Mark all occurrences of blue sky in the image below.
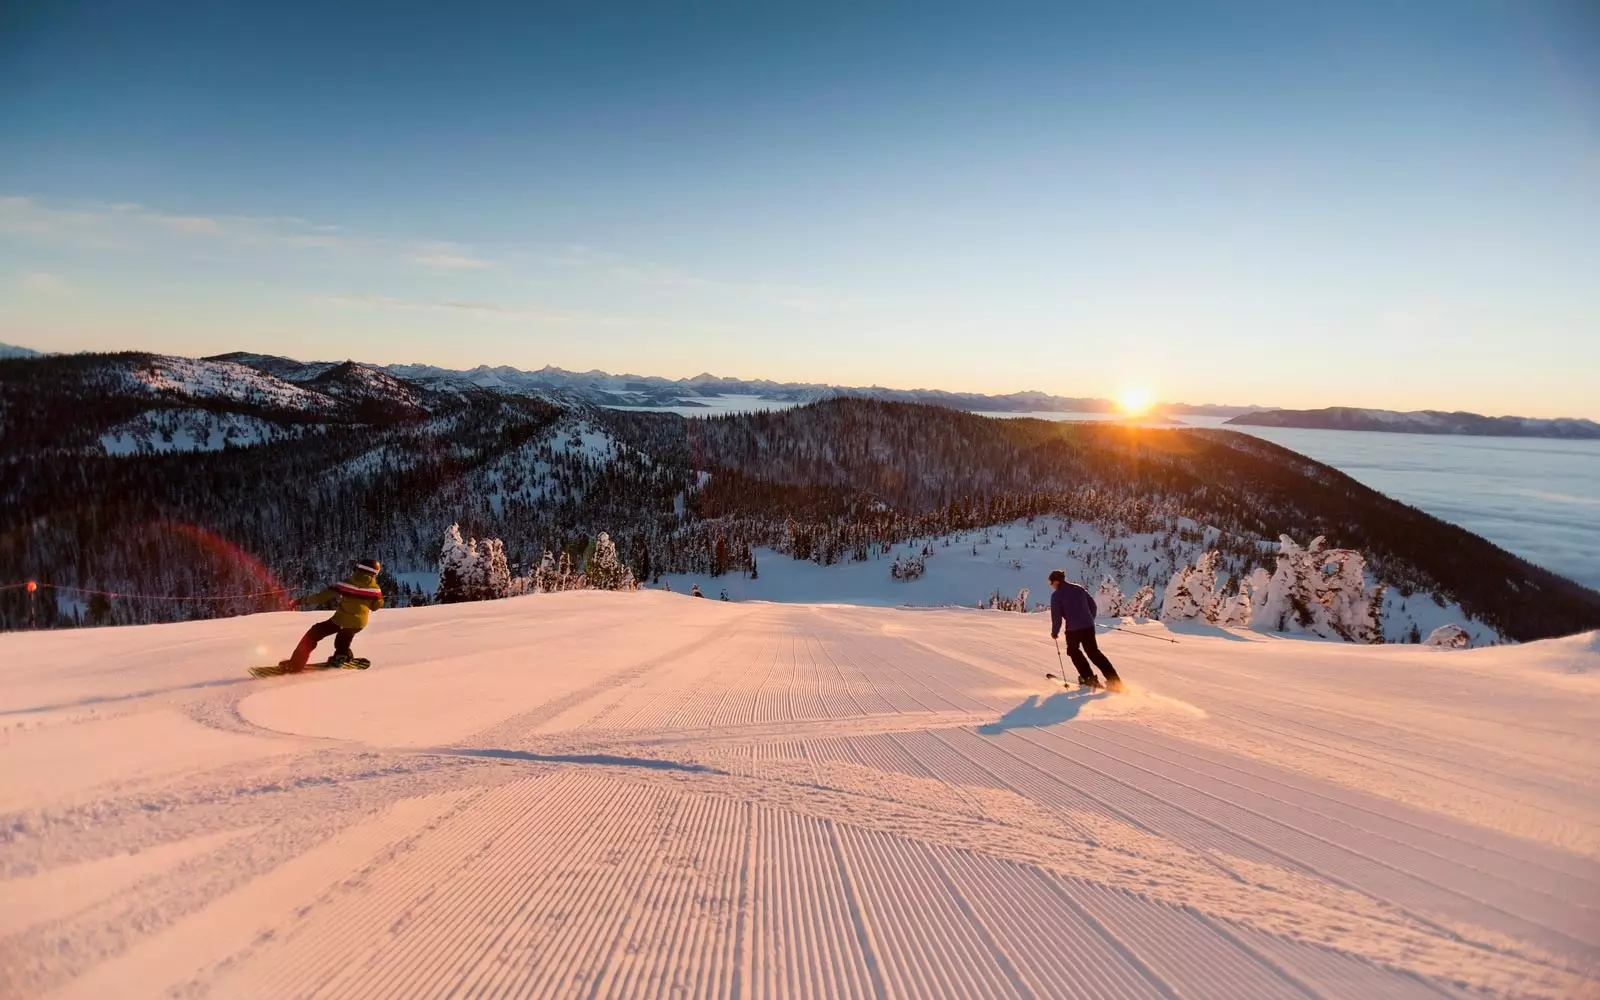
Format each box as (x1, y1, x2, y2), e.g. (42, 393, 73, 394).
(2, 0, 1597, 415)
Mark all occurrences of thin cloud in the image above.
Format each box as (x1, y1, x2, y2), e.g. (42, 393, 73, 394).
(0, 195, 499, 272)
(314, 292, 579, 323)
(553, 242, 858, 312)
(410, 249, 494, 270)
(3, 194, 855, 314)
(21, 271, 68, 294)
(312, 292, 736, 334)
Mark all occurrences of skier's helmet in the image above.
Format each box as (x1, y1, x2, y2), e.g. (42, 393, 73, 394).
(356, 558, 382, 575)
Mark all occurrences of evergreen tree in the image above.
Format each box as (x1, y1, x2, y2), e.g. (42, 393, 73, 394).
(1125, 585, 1156, 619)
(476, 537, 512, 600)
(584, 532, 635, 591)
(437, 523, 477, 604)
(1094, 575, 1124, 617)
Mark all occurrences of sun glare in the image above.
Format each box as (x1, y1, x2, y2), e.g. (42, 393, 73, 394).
(1117, 387, 1154, 416)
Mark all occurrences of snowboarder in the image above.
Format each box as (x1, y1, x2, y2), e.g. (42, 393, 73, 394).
(1049, 569, 1122, 691)
(691, 584, 704, 598)
(280, 559, 384, 671)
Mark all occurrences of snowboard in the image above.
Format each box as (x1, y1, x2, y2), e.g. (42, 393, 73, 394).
(250, 658, 370, 678)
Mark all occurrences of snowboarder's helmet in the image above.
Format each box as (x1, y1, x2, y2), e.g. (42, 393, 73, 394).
(356, 558, 381, 574)
(1048, 569, 1066, 584)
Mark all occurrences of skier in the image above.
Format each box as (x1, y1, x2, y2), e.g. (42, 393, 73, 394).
(1049, 569, 1122, 691)
(280, 558, 384, 671)
(691, 584, 704, 598)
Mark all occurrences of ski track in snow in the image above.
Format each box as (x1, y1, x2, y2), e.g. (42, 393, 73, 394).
(1, 592, 1597, 999)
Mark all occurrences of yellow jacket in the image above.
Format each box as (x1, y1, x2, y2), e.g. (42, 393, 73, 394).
(302, 569, 384, 629)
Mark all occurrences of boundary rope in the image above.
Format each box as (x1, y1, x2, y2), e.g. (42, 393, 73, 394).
(4, 581, 304, 602)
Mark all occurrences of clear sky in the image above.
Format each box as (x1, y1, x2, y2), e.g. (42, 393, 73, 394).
(2, 1, 1597, 416)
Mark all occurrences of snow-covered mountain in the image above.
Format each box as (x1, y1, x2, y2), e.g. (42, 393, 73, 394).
(1230, 406, 1600, 439)
(3, 593, 1595, 999)
(0, 341, 41, 358)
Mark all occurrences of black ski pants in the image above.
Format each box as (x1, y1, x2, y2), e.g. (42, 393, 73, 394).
(1064, 628, 1119, 683)
(290, 618, 360, 669)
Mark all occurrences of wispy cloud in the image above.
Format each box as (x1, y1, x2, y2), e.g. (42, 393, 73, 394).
(0, 196, 498, 271)
(409, 247, 494, 270)
(553, 242, 858, 312)
(20, 271, 68, 294)
(311, 292, 739, 335)
(1, 194, 855, 314)
(313, 292, 585, 324)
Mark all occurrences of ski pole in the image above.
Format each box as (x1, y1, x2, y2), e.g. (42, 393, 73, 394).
(1098, 623, 1179, 644)
(1053, 635, 1066, 673)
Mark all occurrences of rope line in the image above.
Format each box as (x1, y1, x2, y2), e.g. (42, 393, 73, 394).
(6, 582, 305, 602)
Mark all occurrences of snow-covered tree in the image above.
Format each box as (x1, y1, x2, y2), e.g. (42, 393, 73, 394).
(1161, 551, 1222, 622)
(475, 537, 512, 600)
(437, 523, 479, 604)
(1318, 549, 1379, 642)
(1251, 535, 1386, 641)
(1253, 535, 1321, 633)
(533, 551, 557, 594)
(1218, 574, 1256, 627)
(1094, 575, 1125, 617)
(1162, 567, 1199, 620)
(1124, 585, 1156, 619)
(1424, 623, 1471, 648)
(584, 532, 636, 591)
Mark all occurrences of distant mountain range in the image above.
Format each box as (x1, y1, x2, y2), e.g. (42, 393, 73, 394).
(7, 345, 1592, 434)
(1229, 407, 1600, 440)
(203, 351, 1256, 416)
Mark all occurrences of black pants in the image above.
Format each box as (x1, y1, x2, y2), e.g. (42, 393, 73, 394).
(290, 618, 360, 668)
(1065, 628, 1119, 683)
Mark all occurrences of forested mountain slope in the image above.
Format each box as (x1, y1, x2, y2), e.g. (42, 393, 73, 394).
(3, 351, 1598, 640)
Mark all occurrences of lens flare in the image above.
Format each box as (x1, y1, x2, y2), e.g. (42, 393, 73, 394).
(1117, 388, 1154, 416)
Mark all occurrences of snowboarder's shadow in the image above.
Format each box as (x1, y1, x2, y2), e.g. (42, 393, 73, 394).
(977, 690, 1104, 735)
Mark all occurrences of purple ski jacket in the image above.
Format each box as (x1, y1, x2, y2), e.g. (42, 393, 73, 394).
(1049, 581, 1098, 637)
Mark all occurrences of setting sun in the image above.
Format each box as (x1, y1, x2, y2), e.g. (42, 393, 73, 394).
(1117, 387, 1154, 416)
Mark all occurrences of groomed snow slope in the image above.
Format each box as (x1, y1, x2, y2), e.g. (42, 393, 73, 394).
(2, 594, 1597, 999)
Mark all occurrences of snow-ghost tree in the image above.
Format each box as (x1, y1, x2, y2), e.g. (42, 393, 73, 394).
(1161, 551, 1222, 622)
(1424, 623, 1472, 648)
(1218, 572, 1257, 628)
(1254, 535, 1321, 633)
(1124, 585, 1156, 619)
(1251, 535, 1384, 641)
(1094, 576, 1125, 617)
(1161, 567, 1200, 621)
(1318, 548, 1382, 643)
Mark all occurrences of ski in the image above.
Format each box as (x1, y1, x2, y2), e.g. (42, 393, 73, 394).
(250, 658, 370, 678)
(1046, 672, 1116, 693)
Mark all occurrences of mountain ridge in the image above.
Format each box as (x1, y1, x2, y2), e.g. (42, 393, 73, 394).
(206, 351, 1260, 415)
(1229, 406, 1600, 439)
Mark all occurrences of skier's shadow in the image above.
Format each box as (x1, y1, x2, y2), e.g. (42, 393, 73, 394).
(977, 691, 1103, 735)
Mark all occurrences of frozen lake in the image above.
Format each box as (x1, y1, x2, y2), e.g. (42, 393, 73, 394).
(611, 397, 1600, 592)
